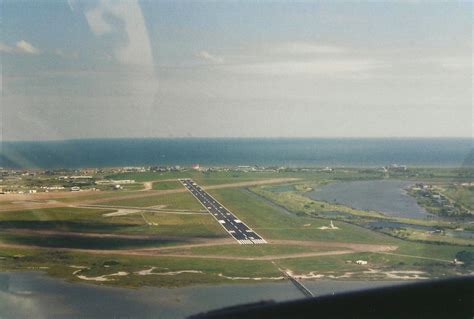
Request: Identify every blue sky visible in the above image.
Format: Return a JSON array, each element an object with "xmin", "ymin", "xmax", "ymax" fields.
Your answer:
[{"xmin": 1, "ymin": 0, "xmax": 472, "ymax": 140}]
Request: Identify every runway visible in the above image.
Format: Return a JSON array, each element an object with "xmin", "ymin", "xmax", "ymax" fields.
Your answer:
[{"xmin": 179, "ymin": 179, "xmax": 267, "ymax": 245}]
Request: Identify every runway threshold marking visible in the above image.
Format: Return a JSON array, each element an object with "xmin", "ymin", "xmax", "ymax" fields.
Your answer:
[{"xmin": 179, "ymin": 178, "xmax": 267, "ymax": 245}]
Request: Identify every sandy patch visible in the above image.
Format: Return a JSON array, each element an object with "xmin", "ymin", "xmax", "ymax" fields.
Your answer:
[
  {"xmin": 363, "ymin": 269, "xmax": 429, "ymax": 280},
  {"xmin": 76, "ymin": 271, "xmax": 129, "ymax": 282},
  {"xmin": 285, "ymin": 270, "xmax": 325, "ymax": 279},
  {"xmin": 318, "ymin": 221, "xmax": 339, "ymax": 230},
  {"xmin": 285, "ymin": 268, "xmax": 428, "ymax": 280},
  {"xmin": 218, "ymin": 273, "xmax": 284, "ymax": 281},
  {"xmin": 148, "ymin": 205, "xmax": 167, "ymax": 209},
  {"xmin": 143, "ymin": 182, "xmax": 153, "ymax": 191},
  {"xmin": 69, "ymin": 265, "xmax": 90, "ymax": 275},
  {"xmin": 135, "ymin": 267, "xmax": 203, "ymax": 276},
  {"xmin": 103, "ymin": 209, "xmax": 140, "ymax": 217}
]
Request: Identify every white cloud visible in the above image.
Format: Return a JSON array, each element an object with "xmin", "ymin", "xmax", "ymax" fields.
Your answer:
[
  {"xmin": 84, "ymin": 0, "xmax": 154, "ymax": 67},
  {"xmin": 84, "ymin": 5, "xmax": 112, "ymax": 36},
  {"xmin": 15, "ymin": 40, "xmax": 41, "ymax": 55},
  {"xmin": 224, "ymin": 59, "xmax": 386, "ymax": 76},
  {"xmin": 196, "ymin": 50, "xmax": 224, "ymax": 64},
  {"xmin": 273, "ymin": 42, "xmax": 345, "ymax": 55},
  {"xmin": 0, "ymin": 41, "xmax": 40, "ymax": 55}
]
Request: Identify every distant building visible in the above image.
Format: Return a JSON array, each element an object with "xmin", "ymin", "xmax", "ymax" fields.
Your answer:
[
  {"xmin": 356, "ymin": 260, "xmax": 368, "ymax": 265},
  {"xmin": 123, "ymin": 167, "xmax": 146, "ymax": 172}
]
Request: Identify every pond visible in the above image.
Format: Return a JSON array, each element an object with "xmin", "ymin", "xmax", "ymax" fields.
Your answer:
[
  {"xmin": 367, "ymin": 220, "xmax": 436, "ymax": 231},
  {"xmin": 306, "ymin": 180, "xmax": 433, "ymax": 219}
]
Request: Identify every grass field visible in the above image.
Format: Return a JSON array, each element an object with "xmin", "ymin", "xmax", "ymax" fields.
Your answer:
[
  {"xmin": 163, "ymin": 244, "xmax": 345, "ymax": 258},
  {"xmin": 442, "ymin": 184, "xmax": 474, "ymax": 210},
  {"xmin": 0, "ymin": 233, "xmax": 184, "ymax": 250},
  {"xmin": 277, "ymin": 241, "xmax": 474, "ymax": 278},
  {"xmin": 99, "ymin": 192, "xmax": 203, "ymax": 210},
  {"xmin": 0, "ymin": 207, "xmax": 140, "ymax": 233},
  {"xmin": 152, "ymin": 180, "xmax": 183, "ymax": 190},
  {"xmin": 55, "ymin": 191, "xmax": 140, "ymax": 203},
  {"xmin": 1, "ymin": 169, "xmax": 473, "ymax": 287},
  {"xmin": 139, "ymin": 212, "xmax": 226, "ymax": 237},
  {"xmin": 0, "ymin": 206, "xmax": 223, "ymax": 239}
]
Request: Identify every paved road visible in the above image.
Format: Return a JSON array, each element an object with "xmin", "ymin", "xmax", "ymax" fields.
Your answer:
[{"xmin": 179, "ymin": 179, "xmax": 266, "ymax": 245}]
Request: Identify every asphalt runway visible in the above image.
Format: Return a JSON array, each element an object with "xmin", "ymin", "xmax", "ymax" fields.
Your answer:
[{"xmin": 180, "ymin": 179, "xmax": 267, "ymax": 245}]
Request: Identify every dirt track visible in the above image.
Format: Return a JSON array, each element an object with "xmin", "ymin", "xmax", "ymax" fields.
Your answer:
[{"xmin": 0, "ymin": 235, "xmax": 398, "ymax": 261}]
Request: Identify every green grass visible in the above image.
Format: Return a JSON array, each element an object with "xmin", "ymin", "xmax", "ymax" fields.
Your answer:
[
  {"xmin": 152, "ymin": 180, "xmax": 183, "ymax": 190},
  {"xmin": 442, "ymin": 185, "xmax": 474, "ymax": 210},
  {"xmin": 395, "ymin": 241, "xmax": 474, "ymax": 260},
  {"xmin": 380, "ymin": 228, "xmax": 474, "ymax": 246},
  {"xmin": 278, "ymin": 243, "xmax": 474, "ymax": 277},
  {"xmin": 169, "ymin": 244, "xmax": 344, "ymax": 257},
  {"xmin": 0, "ymin": 233, "xmax": 183, "ymax": 250},
  {"xmin": 0, "ymin": 207, "xmax": 144, "ymax": 233},
  {"xmin": 0, "ymin": 207, "xmax": 223, "ymax": 238},
  {"xmin": 56, "ymin": 191, "xmax": 139, "ymax": 203},
  {"xmin": 277, "ymin": 254, "xmax": 363, "ymax": 274},
  {"xmin": 0, "ymin": 207, "xmax": 115, "ymax": 222},
  {"xmin": 140, "ymin": 212, "xmax": 226, "ymax": 237},
  {"xmin": 100, "ymin": 192, "xmax": 203, "ymax": 210}
]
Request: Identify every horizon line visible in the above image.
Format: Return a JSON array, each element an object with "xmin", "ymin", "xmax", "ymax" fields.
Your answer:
[{"xmin": 2, "ymin": 136, "xmax": 473, "ymax": 143}]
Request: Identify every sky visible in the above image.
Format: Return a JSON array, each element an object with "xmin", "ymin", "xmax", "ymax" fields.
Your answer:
[{"xmin": 1, "ymin": 0, "xmax": 472, "ymax": 141}]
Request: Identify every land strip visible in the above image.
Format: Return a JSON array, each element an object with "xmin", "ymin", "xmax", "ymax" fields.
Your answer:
[
  {"xmin": 0, "ymin": 238, "xmax": 397, "ymax": 261},
  {"xmin": 0, "ymin": 178, "xmax": 299, "ymax": 212}
]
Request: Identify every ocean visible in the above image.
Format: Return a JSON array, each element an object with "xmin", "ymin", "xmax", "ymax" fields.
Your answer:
[{"xmin": 0, "ymin": 138, "xmax": 472, "ymax": 169}]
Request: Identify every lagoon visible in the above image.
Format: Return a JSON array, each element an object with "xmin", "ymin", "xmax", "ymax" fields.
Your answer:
[
  {"xmin": 307, "ymin": 180, "xmax": 432, "ymax": 219},
  {"xmin": 0, "ymin": 272, "xmax": 406, "ymax": 319}
]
